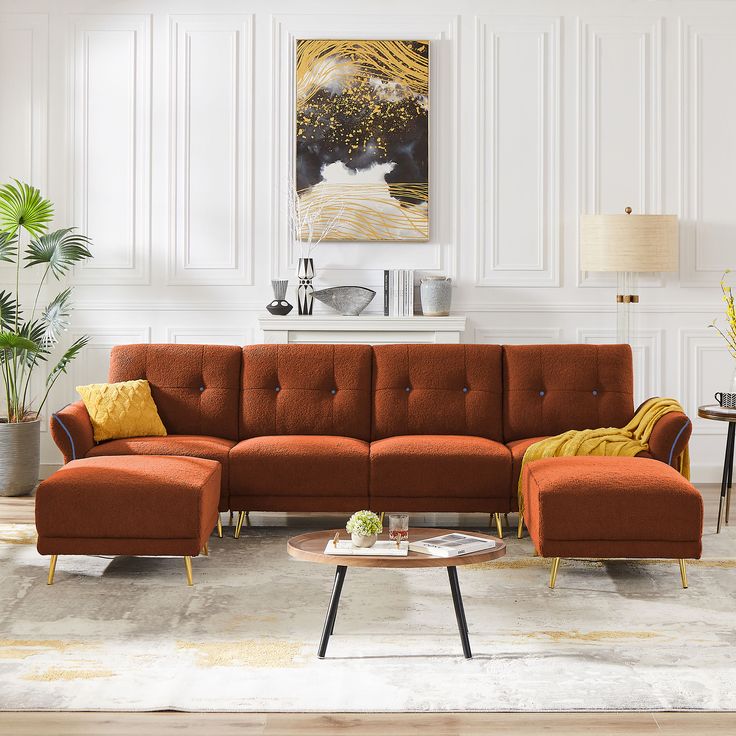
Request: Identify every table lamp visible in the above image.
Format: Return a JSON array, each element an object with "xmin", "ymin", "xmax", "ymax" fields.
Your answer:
[{"xmin": 580, "ymin": 208, "xmax": 678, "ymax": 344}]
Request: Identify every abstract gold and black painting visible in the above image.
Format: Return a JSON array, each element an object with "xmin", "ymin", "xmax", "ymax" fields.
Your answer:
[{"xmin": 295, "ymin": 40, "xmax": 429, "ymax": 241}]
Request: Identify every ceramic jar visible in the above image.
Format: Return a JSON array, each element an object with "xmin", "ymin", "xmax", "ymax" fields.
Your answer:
[{"xmin": 420, "ymin": 276, "xmax": 452, "ymax": 316}]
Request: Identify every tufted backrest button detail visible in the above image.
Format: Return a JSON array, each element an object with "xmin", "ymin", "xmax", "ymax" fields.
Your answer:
[
  {"xmin": 275, "ymin": 386, "xmax": 281, "ymax": 393},
  {"xmin": 463, "ymin": 387, "xmax": 469, "ymax": 393},
  {"xmin": 592, "ymin": 389, "xmax": 599, "ymax": 396},
  {"xmin": 539, "ymin": 390, "xmax": 545, "ymax": 397},
  {"xmin": 199, "ymin": 385, "xmax": 205, "ymax": 392},
  {"xmin": 330, "ymin": 388, "xmax": 337, "ymax": 395},
  {"xmin": 405, "ymin": 386, "xmax": 411, "ymax": 393}
]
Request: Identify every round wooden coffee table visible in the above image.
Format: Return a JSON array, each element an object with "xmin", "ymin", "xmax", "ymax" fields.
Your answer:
[
  {"xmin": 699, "ymin": 404, "xmax": 736, "ymax": 532},
  {"xmin": 287, "ymin": 528, "xmax": 506, "ymax": 659}
]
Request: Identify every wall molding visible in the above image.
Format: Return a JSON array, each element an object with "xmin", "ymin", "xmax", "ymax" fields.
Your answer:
[
  {"xmin": 168, "ymin": 14, "xmax": 255, "ymax": 285},
  {"xmin": 474, "ymin": 15, "xmax": 560, "ymax": 287},
  {"xmin": 70, "ymin": 14, "xmax": 151, "ymax": 285},
  {"xmin": 0, "ymin": 13, "xmax": 48, "ymax": 286},
  {"xmin": 577, "ymin": 16, "xmax": 663, "ymax": 288},
  {"xmin": 679, "ymin": 328, "xmax": 733, "ymax": 435},
  {"xmin": 167, "ymin": 326, "xmax": 256, "ymax": 344},
  {"xmin": 679, "ymin": 18, "xmax": 736, "ymax": 286},
  {"xmin": 70, "ymin": 300, "xmax": 722, "ymax": 313},
  {"xmin": 475, "ymin": 327, "xmax": 562, "ymax": 344}
]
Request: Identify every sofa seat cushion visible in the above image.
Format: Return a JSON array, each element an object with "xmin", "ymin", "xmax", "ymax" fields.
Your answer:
[
  {"xmin": 229, "ymin": 435, "xmax": 369, "ymax": 499},
  {"xmin": 35, "ymin": 455, "xmax": 221, "ymax": 556},
  {"xmin": 370, "ymin": 435, "xmax": 511, "ymax": 500},
  {"xmin": 522, "ymin": 456, "xmax": 703, "ymax": 559},
  {"xmin": 86, "ymin": 435, "xmax": 234, "ymax": 509}
]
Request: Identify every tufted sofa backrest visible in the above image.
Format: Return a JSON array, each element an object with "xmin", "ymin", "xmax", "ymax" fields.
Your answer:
[
  {"xmin": 371, "ymin": 344, "xmax": 504, "ymax": 441},
  {"xmin": 108, "ymin": 344, "xmax": 242, "ymax": 440},
  {"xmin": 240, "ymin": 344, "xmax": 373, "ymax": 441},
  {"xmin": 502, "ymin": 344, "xmax": 634, "ymax": 442}
]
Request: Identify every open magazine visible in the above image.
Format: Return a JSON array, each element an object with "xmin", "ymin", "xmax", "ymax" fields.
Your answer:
[{"xmin": 409, "ymin": 533, "xmax": 496, "ymax": 558}]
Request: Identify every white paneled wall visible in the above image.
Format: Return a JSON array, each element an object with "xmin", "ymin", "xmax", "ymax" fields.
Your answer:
[{"xmin": 0, "ymin": 0, "xmax": 733, "ymax": 480}]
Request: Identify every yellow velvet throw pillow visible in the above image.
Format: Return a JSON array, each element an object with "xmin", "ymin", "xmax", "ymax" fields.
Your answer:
[{"xmin": 76, "ymin": 379, "xmax": 167, "ymax": 442}]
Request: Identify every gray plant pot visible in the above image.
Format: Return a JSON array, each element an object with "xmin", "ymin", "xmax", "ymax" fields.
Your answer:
[{"xmin": 0, "ymin": 418, "xmax": 41, "ymax": 496}]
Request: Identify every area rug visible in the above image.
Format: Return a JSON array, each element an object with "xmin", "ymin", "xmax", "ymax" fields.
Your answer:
[{"xmin": 1, "ymin": 518, "xmax": 735, "ymax": 711}]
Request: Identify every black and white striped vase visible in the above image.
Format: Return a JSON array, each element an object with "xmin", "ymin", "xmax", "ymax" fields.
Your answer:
[{"xmin": 297, "ymin": 258, "xmax": 315, "ymax": 316}]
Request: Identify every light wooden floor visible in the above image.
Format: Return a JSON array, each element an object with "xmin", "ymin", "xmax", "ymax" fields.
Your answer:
[{"xmin": 2, "ymin": 486, "xmax": 734, "ymax": 735}]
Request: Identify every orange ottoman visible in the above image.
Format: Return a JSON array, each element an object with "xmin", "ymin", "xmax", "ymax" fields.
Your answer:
[
  {"xmin": 35, "ymin": 455, "xmax": 221, "ymax": 586},
  {"xmin": 521, "ymin": 456, "xmax": 703, "ymax": 589}
]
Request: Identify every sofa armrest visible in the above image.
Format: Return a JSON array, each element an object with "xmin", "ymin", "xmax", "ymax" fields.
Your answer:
[
  {"xmin": 50, "ymin": 401, "xmax": 95, "ymax": 463},
  {"xmin": 646, "ymin": 410, "xmax": 692, "ymax": 469}
]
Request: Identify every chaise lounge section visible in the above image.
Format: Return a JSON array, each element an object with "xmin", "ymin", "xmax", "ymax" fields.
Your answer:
[
  {"xmin": 521, "ymin": 456, "xmax": 703, "ymax": 589},
  {"xmin": 50, "ymin": 343, "xmax": 692, "ymax": 530}
]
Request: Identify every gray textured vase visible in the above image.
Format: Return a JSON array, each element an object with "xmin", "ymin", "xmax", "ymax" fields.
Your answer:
[
  {"xmin": 420, "ymin": 276, "xmax": 452, "ymax": 316},
  {"xmin": 0, "ymin": 418, "xmax": 40, "ymax": 496},
  {"xmin": 312, "ymin": 286, "xmax": 376, "ymax": 316}
]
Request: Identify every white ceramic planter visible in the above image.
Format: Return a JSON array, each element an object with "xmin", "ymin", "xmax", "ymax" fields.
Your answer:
[
  {"xmin": 0, "ymin": 418, "xmax": 41, "ymax": 496},
  {"xmin": 351, "ymin": 532, "xmax": 378, "ymax": 548},
  {"xmin": 420, "ymin": 276, "xmax": 452, "ymax": 316}
]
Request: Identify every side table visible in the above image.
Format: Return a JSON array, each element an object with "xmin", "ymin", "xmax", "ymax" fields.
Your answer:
[{"xmin": 698, "ymin": 404, "xmax": 736, "ymax": 533}]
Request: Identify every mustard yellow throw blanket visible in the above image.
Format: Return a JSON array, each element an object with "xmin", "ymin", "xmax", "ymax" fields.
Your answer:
[{"xmin": 517, "ymin": 397, "xmax": 690, "ymax": 521}]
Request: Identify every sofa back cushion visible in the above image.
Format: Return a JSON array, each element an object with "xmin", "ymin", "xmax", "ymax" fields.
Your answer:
[
  {"xmin": 502, "ymin": 344, "xmax": 634, "ymax": 442},
  {"xmin": 372, "ymin": 344, "xmax": 504, "ymax": 441},
  {"xmin": 240, "ymin": 344, "xmax": 372, "ymax": 441},
  {"xmin": 108, "ymin": 344, "xmax": 242, "ymax": 440}
]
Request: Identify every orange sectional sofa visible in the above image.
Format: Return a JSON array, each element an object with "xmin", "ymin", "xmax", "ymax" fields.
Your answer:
[{"xmin": 50, "ymin": 343, "xmax": 692, "ymax": 518}]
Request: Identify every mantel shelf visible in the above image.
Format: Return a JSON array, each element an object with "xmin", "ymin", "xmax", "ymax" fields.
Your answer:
[{"xmin": 258, "ymin": 314, "xmax": 467, "ymax": 344}]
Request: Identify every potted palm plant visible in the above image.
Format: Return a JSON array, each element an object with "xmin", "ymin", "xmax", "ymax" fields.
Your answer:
[{"xmin": 0, "ymin": 180, "xmax": 92, "ymax": 495}]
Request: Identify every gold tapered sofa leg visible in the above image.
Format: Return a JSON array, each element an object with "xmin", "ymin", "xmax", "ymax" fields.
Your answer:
[
  {"xmin": 494, "ymin": 513, "xmax": 503, "ymax": 539},
  {"xmin": 184, "ymin": 556, "xmax": 193, "ymax": 586},
  {"xmin": 549, "ymin": 557, "xmax": 561, "ymax": 589},
  {"xmin": 234, "ymin": 511, "xmax": 246, "ymax": 539},
  {"xmin": 379, "ymin": 511, "xmax": 385, "ymax": 525},
  {"xmin": 518, "ymin": 514, "xmax": 524, "ymax": 539},
  {"xmin": 217, "ymin": 516, "xmax": 222, "ymax": 539},
  {"xmin": 202, "ymin": 542, "xmax": 209, "ymax": 556},
  {"xmin": 679, "ymin": 559, "xmax": 688, "ymax": 589},
  {"xmin": 47, "ymin": 555, "xmax": 58, "ymax": 585}
]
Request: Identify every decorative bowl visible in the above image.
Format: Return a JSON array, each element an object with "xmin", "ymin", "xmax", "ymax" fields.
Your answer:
[{"xmin": 312, "ymin": 286, "xmax": 376, "ymax": 316}]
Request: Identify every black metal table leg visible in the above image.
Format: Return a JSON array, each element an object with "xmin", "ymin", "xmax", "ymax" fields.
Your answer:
[
  {"xmin": 717, "ymin": 422, "xmax": 736, "ymax": 533},
  {"xmin": 329, "ymin": 567, "xmax": 340, "ymax": 634},
  {"xmin": 727, "ymin": 425, "xmax": 735, "ymax": 525},
  {"xmin": 318, "ymin": 565, "xmax": 347, "ymax": 658},
  {"xmin": 447, "ymin": 566, "xmax": 472, "ymax": 659}
]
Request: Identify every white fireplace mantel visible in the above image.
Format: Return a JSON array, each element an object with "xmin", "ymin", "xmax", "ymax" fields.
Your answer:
[{"xmin": 258, "ymin": 314, "xmax": 467, "ymax": 344}]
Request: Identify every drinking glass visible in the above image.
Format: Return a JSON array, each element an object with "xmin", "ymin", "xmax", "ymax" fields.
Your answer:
[{"xmin": 388, "ymin": 513, "xmax": 409, "ymax": 544}]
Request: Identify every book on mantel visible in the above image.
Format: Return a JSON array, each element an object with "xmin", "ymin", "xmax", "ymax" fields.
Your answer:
[{"xmin": 383, "ymin": 270, "xmax": 415, "ymax": 316}]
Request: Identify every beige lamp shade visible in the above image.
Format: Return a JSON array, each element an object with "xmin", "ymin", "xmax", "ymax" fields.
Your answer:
[{"xmin": 580, "ymin": 213, "xmax": 679, "ymax": 272}]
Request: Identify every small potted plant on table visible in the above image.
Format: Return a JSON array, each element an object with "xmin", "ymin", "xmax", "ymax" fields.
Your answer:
[{"xmin": 346, "ymin": 510, "xmax": 383, "ymax": 548}]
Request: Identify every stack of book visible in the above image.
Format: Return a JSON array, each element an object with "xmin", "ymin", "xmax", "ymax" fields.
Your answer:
[{"xmin": 383, "ymin": 270, "xmax": 415, "ymax": 316}]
